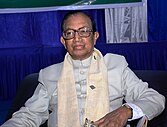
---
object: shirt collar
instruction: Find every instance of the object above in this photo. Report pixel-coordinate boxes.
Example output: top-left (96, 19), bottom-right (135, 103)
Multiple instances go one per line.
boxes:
top-left (72, 56), bottom-right (92, 68)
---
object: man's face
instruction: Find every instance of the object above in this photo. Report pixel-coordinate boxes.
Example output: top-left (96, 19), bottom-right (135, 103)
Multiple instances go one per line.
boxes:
top-left (60, 13), bottom-right (99, 60)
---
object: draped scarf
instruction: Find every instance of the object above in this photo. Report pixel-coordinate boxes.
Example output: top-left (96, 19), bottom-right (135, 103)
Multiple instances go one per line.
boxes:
top-left (57, 48), bottom-right (109, 127)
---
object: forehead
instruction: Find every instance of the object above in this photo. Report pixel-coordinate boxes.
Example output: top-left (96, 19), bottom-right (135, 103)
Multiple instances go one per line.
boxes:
top-left (64, 13), bottom-right (92, 29)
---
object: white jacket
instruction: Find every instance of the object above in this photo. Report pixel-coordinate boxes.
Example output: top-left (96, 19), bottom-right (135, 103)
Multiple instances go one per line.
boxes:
top-left (1, 53), bottom-right (165, 127)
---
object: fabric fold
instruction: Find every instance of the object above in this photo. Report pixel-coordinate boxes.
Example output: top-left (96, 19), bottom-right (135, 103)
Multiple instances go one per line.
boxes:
top-left (57, 48), bottom-right (109, 127)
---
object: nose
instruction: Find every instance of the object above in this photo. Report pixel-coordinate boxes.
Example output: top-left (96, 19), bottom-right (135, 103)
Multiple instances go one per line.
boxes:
top-left (74, 31), bottom-right (81, 41)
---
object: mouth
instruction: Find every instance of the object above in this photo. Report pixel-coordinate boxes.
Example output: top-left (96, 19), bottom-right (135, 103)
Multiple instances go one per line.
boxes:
top-left (74, 45), bottom-right (84, 50)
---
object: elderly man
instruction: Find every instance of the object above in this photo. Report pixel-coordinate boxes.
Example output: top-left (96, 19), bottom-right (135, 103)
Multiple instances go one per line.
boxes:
top-left (1, 11), bottom-right (165, 127)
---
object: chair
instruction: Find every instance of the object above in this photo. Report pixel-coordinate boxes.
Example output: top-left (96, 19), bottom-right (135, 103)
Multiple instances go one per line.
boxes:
top-left (5, 73), bottom-right (47, 127)
top-left (5, 70), bottom-right (167, 127)
top-left (133, 70), bottom-right (167, 127)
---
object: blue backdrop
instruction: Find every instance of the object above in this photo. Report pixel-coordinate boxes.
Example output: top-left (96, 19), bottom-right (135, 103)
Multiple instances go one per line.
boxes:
top-left (0, 0), bottom-right (167, 100)
top-left (148, 0), bottom-right (167, 41)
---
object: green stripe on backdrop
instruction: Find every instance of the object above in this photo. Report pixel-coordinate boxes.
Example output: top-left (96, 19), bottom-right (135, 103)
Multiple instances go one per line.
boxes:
top-left (0, 0), bottom-right (142, 8)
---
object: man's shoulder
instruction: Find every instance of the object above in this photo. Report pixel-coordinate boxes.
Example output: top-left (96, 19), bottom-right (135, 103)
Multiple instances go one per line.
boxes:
top-left (43, 62), bottom-right (63, 72)
top-left (104, 53), bottom-right (126, 62)
top-left (104, 53), bottom-right (128, 68)
top-left (39, 62), bottom-right (63, 81)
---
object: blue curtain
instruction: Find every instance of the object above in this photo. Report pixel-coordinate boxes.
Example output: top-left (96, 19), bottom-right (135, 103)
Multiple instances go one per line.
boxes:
top-left (1, 0), bottom-right (167, 100)
top-left (148, 0), bottom-right (167, 41)
top-left (0, 9), bottom-right (106, 100)
top-left (0, 9), bottom-right (106, 48)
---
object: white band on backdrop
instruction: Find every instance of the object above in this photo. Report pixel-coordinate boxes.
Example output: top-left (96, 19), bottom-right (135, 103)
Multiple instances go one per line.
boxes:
top-left (105, 0), bottom-right (147, 43)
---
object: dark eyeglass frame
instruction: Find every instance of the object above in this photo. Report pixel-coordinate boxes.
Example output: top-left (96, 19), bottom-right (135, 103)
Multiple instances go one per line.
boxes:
top-left (62, 26), bottom-right (93, 40)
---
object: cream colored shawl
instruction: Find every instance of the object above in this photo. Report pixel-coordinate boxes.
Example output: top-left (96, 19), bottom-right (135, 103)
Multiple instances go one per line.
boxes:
top-left (57, 48), bottom-right (109, 127)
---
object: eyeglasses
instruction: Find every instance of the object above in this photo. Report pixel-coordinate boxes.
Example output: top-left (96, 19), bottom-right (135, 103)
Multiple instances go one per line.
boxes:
top-left (62, 26), bottom-right (93, 40)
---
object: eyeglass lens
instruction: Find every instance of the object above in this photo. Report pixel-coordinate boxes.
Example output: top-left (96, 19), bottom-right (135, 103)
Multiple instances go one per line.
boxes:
top-left (63, 27), bottom-right (93, 39)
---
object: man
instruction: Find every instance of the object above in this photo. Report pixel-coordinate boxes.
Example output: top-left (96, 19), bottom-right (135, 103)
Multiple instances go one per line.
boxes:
top-left (1, 11), bottom-right (165, 127)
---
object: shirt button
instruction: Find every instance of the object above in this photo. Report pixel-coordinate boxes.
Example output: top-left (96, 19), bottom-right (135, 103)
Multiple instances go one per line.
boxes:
top-left (80, 71), bottom-right (84, 74)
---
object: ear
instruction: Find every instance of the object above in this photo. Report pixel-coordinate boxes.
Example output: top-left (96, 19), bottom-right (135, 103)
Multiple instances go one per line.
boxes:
top-left (93, 32), bottom-right (99, 45)
top-left (60, 36), bottom-right (67, 49)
